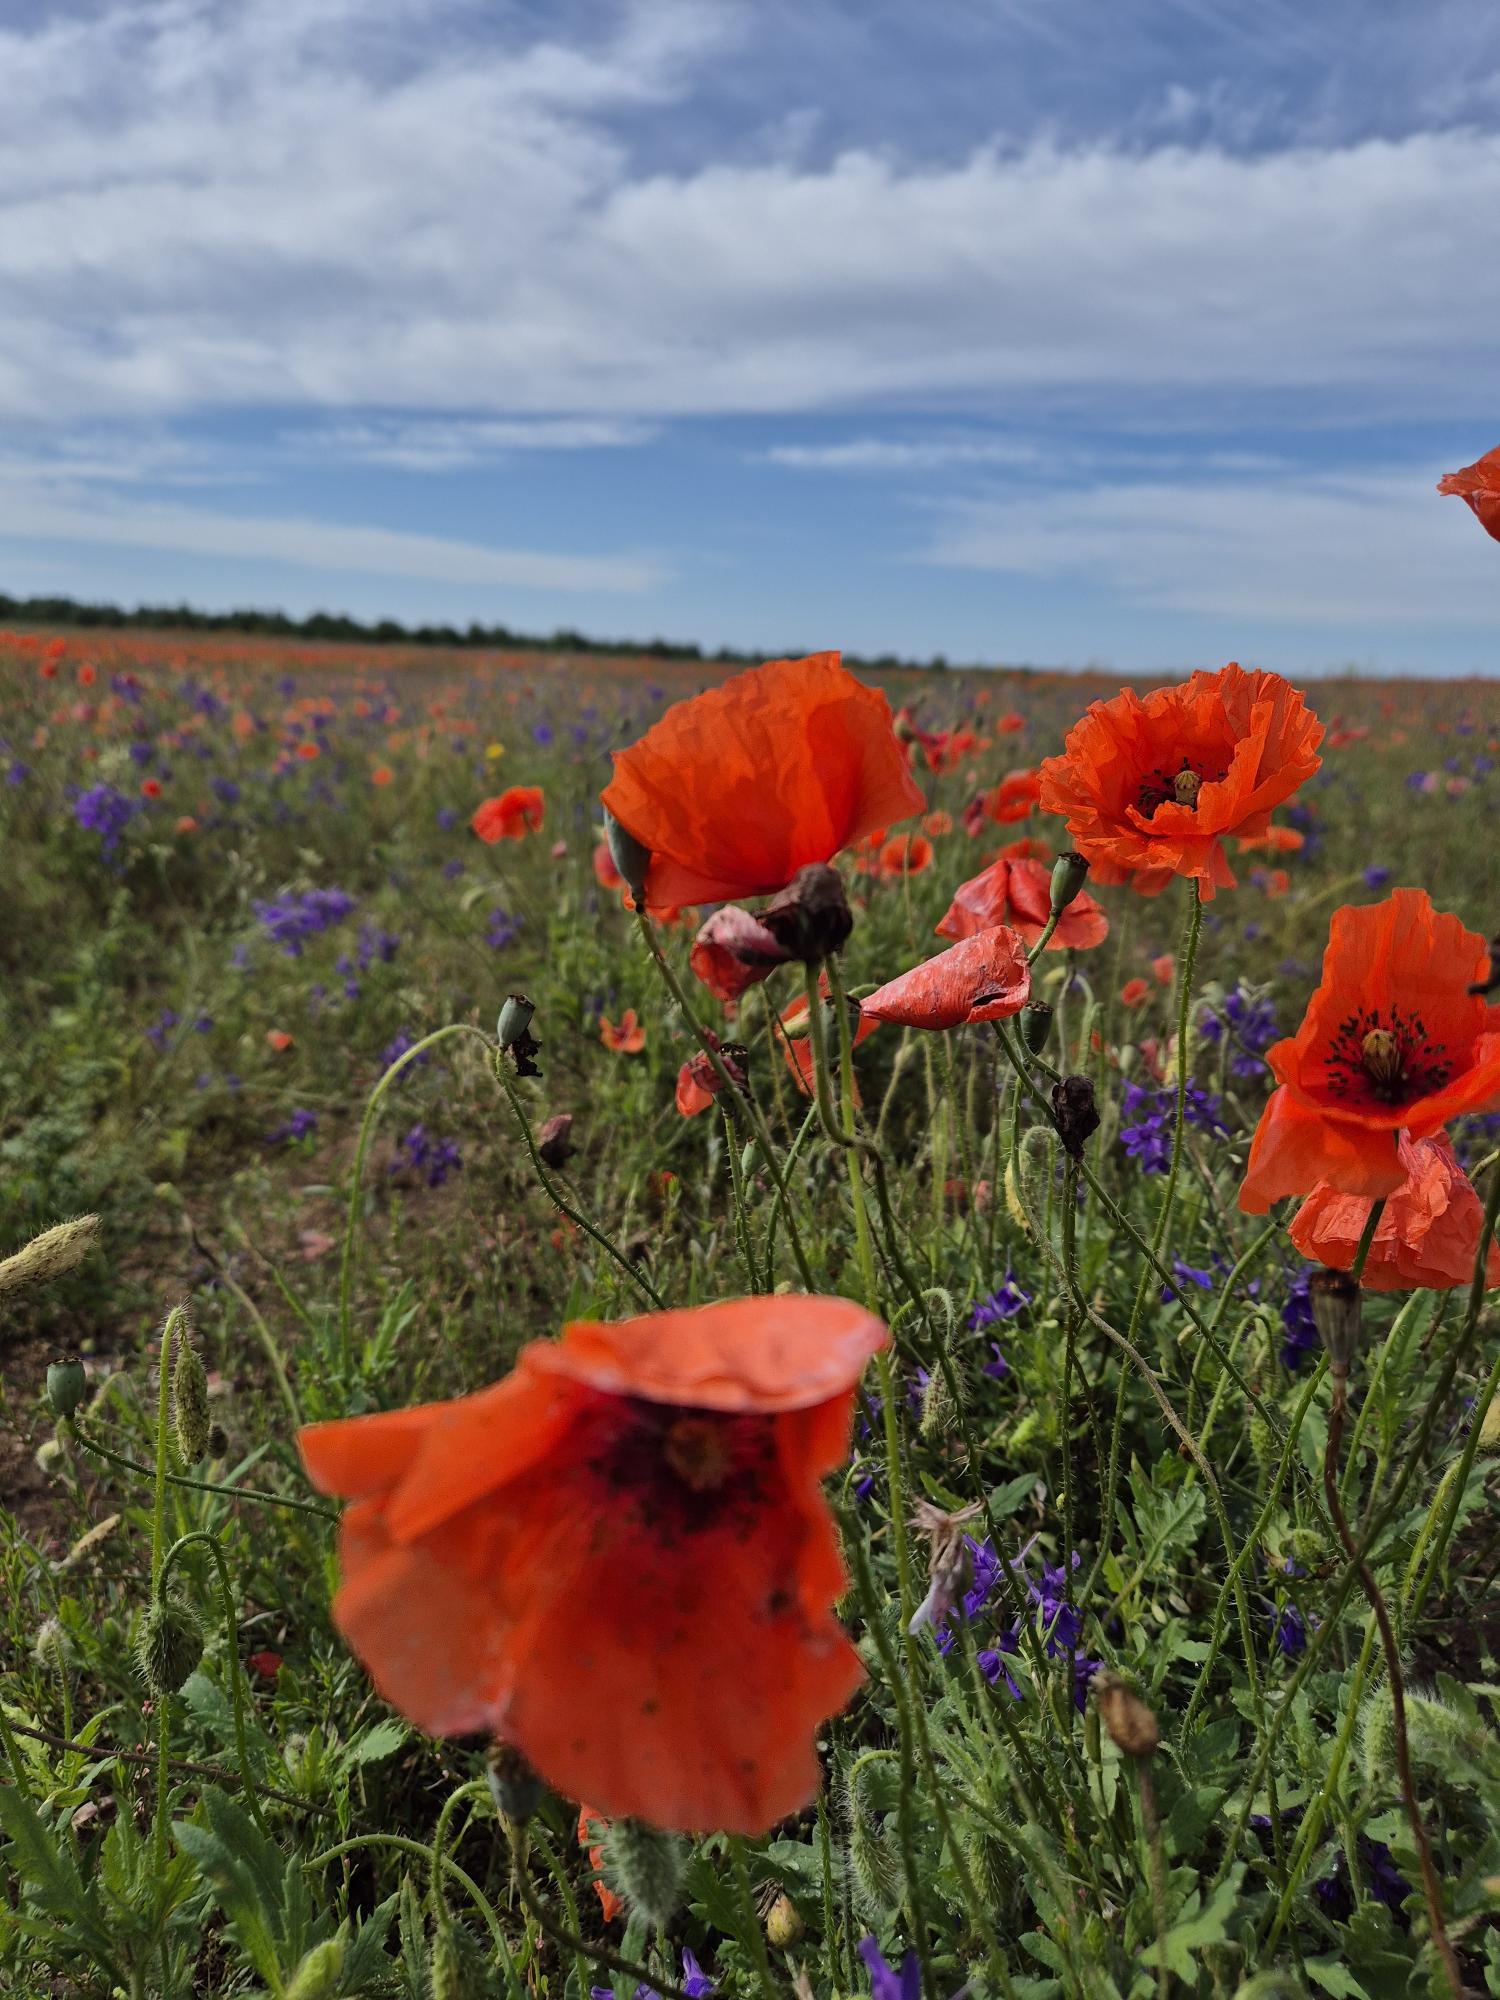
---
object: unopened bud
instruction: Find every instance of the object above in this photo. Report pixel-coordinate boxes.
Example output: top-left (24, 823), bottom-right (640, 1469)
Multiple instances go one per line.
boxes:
top-left (536, 1113), bottom-right (574, 1168)
top-left (603, 1817), bottom-right (685, 1926)
top-left (1094, 1673), bottom-right (1159, 1758)
top-left (1479, 1394), bottom-right (1500, 1454)
top-left (172, 1330), bottom-right (211, 1462)
top-left (761, 863), bottom-right (854, 962)
top-left (1021, 1001), bottom-right (1054, 1055)
top-left (1309, 1266), bottom-right (1361, 1374)
top-left (486, 1741), bottom-right (545, 1823)
top-left (497, 993), bottom-right (536, 1049)
top-left (33, 1616), bottom-right (72, 1673)
top-left (1049, 851), bottom-right (1090, 916)
top-left (604, 809), bottom-right (653, 902)
top-left (0, 1215), bottom-right (99, 1298)
top-left (206, 1422), bottom-right (230, 1459)
top-left (765, 1893), bottom-right (804, 1948)
top-left (135, 1593), bottom-right (204, 1695)
top-left (284, 1939), bottom-right (345, 2000)
top-left (1051, 1074), bottom-right (1100, 1159)
top-left (46, 1355), bottom-right (87, 1419)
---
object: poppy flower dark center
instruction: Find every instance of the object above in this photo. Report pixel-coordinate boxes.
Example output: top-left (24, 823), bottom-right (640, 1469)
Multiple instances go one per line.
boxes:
top-left (1136, 759), bottom-right (1224, 816)
top-left (583, 1399), bottom-right (773, 1542)
top-left (1321, 1007), bottom-right (1454, 1107)
top-left (663, 1417), bottom-right (733, 1492)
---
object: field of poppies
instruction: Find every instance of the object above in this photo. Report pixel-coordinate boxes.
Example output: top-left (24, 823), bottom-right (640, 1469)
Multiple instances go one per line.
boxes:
top-left (3, 620), bottom-right (1500, 2000)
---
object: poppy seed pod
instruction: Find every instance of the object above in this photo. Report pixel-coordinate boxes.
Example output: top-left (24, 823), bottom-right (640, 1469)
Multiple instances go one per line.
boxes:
top-left (1309, 1266), bottom-right (1362, 1373)
top-left (761, 863), bottom-right (854, 963)
top-left (603, 1817), bottom-right (685, 1926)
top-left (1051, 1075), bottom-right (1100, 1158)
top-left (1094, 1673), bottom-right (1159, 1758)
top-left (1021, 1000), bottom-right (1055, 1055)
top-left (1049, 851), bottom-right (1091, 916)
top-left (46, 1354), bottom-right (87, 1420)
top-left (135, 1592), bottom-right (204, 1695)
top-left (603, 809), bottom-right (652, 902)
top-left (486, 1741), bottom-right (545, 1824)
top-left (497, 993), bottom-right (536, 1049)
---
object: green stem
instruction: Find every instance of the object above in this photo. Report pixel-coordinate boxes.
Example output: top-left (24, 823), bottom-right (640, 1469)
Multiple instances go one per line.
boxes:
top-left (730, 1836), bottom-right (782, 1998)
top-left (310, 1834), bottom-right (518, 1990)
top-left (159, 1532), bottom-right (270, 1842)
top-left (70, 1421), bottom-right (337, 1521)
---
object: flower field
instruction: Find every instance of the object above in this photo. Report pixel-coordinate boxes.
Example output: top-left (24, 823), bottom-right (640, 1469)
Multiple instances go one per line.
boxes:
top-left (3, 623), bottom-right (1500, 1998)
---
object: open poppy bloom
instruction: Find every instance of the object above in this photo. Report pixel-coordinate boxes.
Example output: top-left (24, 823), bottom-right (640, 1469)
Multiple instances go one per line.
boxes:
top-left (1438, 444), bottom-right (1500, 544)
top-left (1038, 665), bottom-right (1323, 900)
top-left (600, 1008), bottom-right (646, 1054)
top-left (1289, 1132), bottom-right (1500, 1290)
top-left (861, 926), bottom-right (1030, 1030)
top-left (936, 855), bottom-right (1108, 952)
top-left (299, 1296), bottom-right (888, 1833)
top-left (1240, 890), bottom-right (1500, 1210)
top-left (779, 981), bottom-right (879, 1099)
top-left (577, 1806), bottom-right (623, 1923)
top-left (473, 787), bottom-right (545, 842)
top-left (985, 768), bottom-right (1042, 824)
top-left (601, 653), bottom-right (924, 911)
top-left (877, 833), bottom-right (933, 877)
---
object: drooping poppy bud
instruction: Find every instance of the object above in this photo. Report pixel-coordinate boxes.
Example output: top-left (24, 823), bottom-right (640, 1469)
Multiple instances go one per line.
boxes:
top-left (1049, 850), bottom-right (1091, 916)
top-left (172, 1330), bottom-right (211, 1463)
top-left (1094, 1673), bottom-right (1159, 1758)
top-left (0, 1215), bottom-right (99, 1298)
top-left (1309, 1266), bottom-right (1361, 1373)
top-left (1051, 1075), bottom-right (1100, 1158)
top-left (603, 1817), bottom-right (685, 1926)
top-left (603, 808), bottom-right (652, 902)
top-left (135, 1592), bottom-right (204, 1695)
top-left (487, 1741), bottom-right (545, 1824)
top-left (536, 1113), bottom-right (574, 1168)
top-left (760, 862), bottom-right (855, 963)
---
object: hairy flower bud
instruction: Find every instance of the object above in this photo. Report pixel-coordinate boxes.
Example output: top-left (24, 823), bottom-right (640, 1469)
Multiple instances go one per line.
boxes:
top-left (760, 863), bottom-right (854, 962)
top-left (1094, 1673), bottom-right (1159, 1758)
top-left (536, 1113), bottom-right (574, 1169)
top-left (46, 1354), bottom-right (87, 1420)
top-left (1049, 851), bottom-right (1090, 916)
top-left (172, 1331), bottom-right (211, 1462)
top-left (497, 993), bottom-right (536, 1049)
top-left (1309, 1266), bottom-right (1361, 1374)
top-left (1479, 1393), bottom-right (1500, 1454)
top-left (1051, 1074), bottom-right (1100, 1158)
top-left (603, 1817), bottom-right (685, 1927)
top-left (604, 809), bottom-right (653, 902)
top-left (0, 1215), bottom-right (99, 1298)
top-left (135, 1593), bottom-right (204, 1695)
top-left (486, 1741), bottom-right (545, 1824)
top-left (284, 1940), bottom-right (345, 2000)
top-left (1021, 1001), bottom-right (1054, 1055)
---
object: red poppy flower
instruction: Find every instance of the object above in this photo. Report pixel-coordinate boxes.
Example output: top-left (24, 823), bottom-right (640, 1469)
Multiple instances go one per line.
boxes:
top-left (997, 712), bottom-right (1025, 735)
top-left (578, 1806), bottom-right (624, 1922)
top-left (922, 811), bottom-right (953, 838)
top-left (779, 983), bottom-right (879, 1099)
top-left (472, 787), bottom-right (545, 843)
top-left (1150, 954), bottom-right (1175, 986)
top-left (1038, 664), bottom-right (1323, 900)
top-left (861, 927), bottom-right (1030, 1030)
top-left (372, 766), bottom-right (393, 787)
top-left (936, 856), bottom-right (1107, 952)
top-left (593, 840), bottom-right (624, 891)
top-left (878, 833), bottom-right (933, 877)
top-left (1121, 978), bottom-right (1149, 1009)
top-left (1241, 890), bottom-right (1500, 1210)
top-left (986, 769), bottom-right (1042, 824)
top-left (675, 1032), bottom-right (748, 1116)
top-left (299, 1296), bottom-right (888, 1833)
top-left (1438, 444), bottom-right (1500, 544)
top-left (140, 777), bottom-right (162, 799)
top-left (1288, 1132), bottom-right (1500, 1291)
top-left (601, 653), bottom-right (924, 911)
top-left (600, 1009), bottom-right (646, 1054)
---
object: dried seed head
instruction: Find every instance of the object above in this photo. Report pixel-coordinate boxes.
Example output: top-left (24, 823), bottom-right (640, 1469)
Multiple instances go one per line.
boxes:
top-left (761, 862), bottom-right (854, 962)
top-left (907, 1498), bottom-right (981, 1633)
top-left (1309, 1266), bottom-right (1362, 1374)
top-left (1094, 1673), bottom-right (1159, 1758)
top-left (536, 1112), bottom-right (575, 1168)
top-left (1051, 1074), bottom-right (1100, 1158)
top-left (135, 1593), bottom-right (204, 1695)
top-left (0, 1215), bottom-right (99, 1298)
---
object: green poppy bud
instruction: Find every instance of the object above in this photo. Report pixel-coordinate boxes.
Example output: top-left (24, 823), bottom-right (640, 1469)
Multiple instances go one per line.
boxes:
top-left (284, 1939), bottom-right (345, 2000)
top-left (604, 809), bottom-right (652, 902)
top-left (485, 1740), bottom-right (544, 1824)
top-left (172, 1332), bottom-right (211, 1462)
top-left (1049, 851), bottom-right (1090, 916)
top-left (135, 1592), bottom-right (204, 1695)
top-left (603, 1816), bottom-right (685, 1927)
top-left (1021, 1000), bottom-right (1054, 1055)
top-left (0, 1215), bottom-right (99, 1298)
top-left (46, 1355), bottom-right (87, 1419)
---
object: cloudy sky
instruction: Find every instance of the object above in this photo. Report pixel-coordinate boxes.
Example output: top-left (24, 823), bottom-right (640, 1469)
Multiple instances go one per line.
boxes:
top-left (4, 0), bottom-right (1500, 674)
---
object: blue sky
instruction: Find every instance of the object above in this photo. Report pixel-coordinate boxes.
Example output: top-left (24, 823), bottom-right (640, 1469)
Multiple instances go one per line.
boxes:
top-left (3, 0), bottom-right (1500, 675)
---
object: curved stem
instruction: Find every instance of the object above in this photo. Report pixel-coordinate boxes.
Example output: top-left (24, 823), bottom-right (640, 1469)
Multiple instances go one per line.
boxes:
top-left (70, 1421), bottom-right (337, 1521)
top-left (309, 1834), bottom-right (517, 1987)
top-left (159, 1531), bottom-right (270, 1842)
top-left (509, 1830), bottom-right (696, 2000)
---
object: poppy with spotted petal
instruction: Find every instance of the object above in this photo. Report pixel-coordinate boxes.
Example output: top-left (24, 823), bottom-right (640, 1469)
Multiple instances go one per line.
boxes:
top-left (1241, 890), bottom-right (1500, 1210)
top-left (299, 1296), bottom-right (887, 1833)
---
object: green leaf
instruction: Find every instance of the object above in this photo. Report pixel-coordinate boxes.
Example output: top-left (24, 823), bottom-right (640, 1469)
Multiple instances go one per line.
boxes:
top-left (345, 1717), bottom-right (408, 1767)
top-left (1304, 1959), bottom-right (1371, 1999)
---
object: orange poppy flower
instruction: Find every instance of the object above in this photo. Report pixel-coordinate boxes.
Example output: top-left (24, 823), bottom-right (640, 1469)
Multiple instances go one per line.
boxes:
top-left (1037, 664), bottom-right (1323, 900)
top-left (372, 766), bottom-right (393, 787)
top-left (675, 1034), bottom-right (747, 1116)
top-left (878, 833), bottom-right (933, 877)
top-left (296, 741), bottom-right (320, 761)
top-left (1236, 823), bottom-right (1304, 856)
top-left (266, 1028), bottom-right (295, 1053)
top-left (1288, 1132), bottom-right (1500, 1291)
top-left (936, 856), bottom-right (1107, 953)
top-left (472, 787), bottom-right (544, 843)
top-left (1240, 890), bottom-right (1500, 1210)
top-left (861, 927), bottom-right (1030, 1030)
top-left (997, 711), bottom-right (1025, 734)
top-left (600, 653), bottom-right (924, 911)
top-left (299, 1296), bottom-right (888, 1833)
top-left (600, 1009), bottom-right (646, 1054)
top-left (1438, 444), bottom-right (1500, 544)
top-left (986, 768), bottom-right (1042, 824)
top-left (577, 1806), bottom-right (624, 1922)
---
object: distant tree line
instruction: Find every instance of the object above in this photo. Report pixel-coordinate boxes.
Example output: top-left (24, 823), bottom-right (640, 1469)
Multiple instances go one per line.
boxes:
top-left (0, 590), bottom-right (977, 676)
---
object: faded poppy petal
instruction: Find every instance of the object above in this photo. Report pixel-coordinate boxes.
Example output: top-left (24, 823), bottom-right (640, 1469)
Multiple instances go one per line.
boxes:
top-left (601, 653), bottom-right (925, 911)
top-left (300, 1296), bottom-right (887, 1834)
top-left (690, 906), bottom-right (793, 1002)
top-left (1289, 1133), bottom-right (1500, 1290)
top-left (1438, 444), bottom-right (1500, 544)
top-left (862, 926), bottom-right (1030, 1030)
top-left (1038, 664), bottom-right (1323, 900)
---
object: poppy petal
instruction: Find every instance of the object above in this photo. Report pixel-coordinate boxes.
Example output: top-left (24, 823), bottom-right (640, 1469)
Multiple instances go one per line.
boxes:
top-left (862, 926), bottom-right (1031, 1030)
top-left (1239, 1087), bottom-right (1406, 1212)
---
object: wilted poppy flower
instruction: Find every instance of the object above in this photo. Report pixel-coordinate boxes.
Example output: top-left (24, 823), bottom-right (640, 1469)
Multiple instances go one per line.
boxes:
top-left (1038, 665), bottom-right (1323, 900)
top-left (690, 907), bottom-right (793, 1003)
top-left (936, 855), bottom-right (1107, 952)
top-left (600, 1009), bottom-right (646, 1054)
top-left (299, 1295), bottom-right (888, 1833)
top-left (1289, 1132), bottom-right (1500, 1290)
top-left (1241, 890), bottom-right (1500, 1210)
top-left (676, 1035), bottom-right (748, 1116)
top-left (1438, 444), bottom-right (1500, 544)
top-left (862, 927), bottom-right (1030, 1030)
top-left (473, 787), bottom-right (544, 843)
top-left (601, 653), bottom-right (924, 911)
top-left (779, 982), bottom-right (879, 1099)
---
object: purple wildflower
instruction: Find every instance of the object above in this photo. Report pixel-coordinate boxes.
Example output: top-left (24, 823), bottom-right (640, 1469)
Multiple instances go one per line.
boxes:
top-left (1279, 1267), bottom-right (1319, 1371)
top-left (254, 887), bottom-right (356, 956)
top-left (267, 1108), bottom-right (317, 1144)
top-left (1120, 1081), bottom-right (1227, 1174)
top-left (74, 782), bottom-right (140, 855)
top-left (969, 1271), bottom-right (1031, 1328)
top-left (858, 1938), bottom-right (920, 2000)
top-left (486, 906), bottom-right (522, 949)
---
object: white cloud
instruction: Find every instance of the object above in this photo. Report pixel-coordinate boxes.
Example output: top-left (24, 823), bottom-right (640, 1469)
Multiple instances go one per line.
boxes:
top-left (283, 416), bottom-right (657, 471)
top-left (924, 469), bottom-right (1500, 628)
top-left (0, 484), bottom-right (663, 594)
top-left (1, 0), bottom-right (1497, 424)
top-left (762, 437), bottom-right (1041, 471)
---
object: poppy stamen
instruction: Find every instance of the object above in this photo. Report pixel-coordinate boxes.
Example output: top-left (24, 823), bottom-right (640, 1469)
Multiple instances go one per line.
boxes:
top-left (1321, 1004), bottom-right (1453, 1107)
top-left (1172, 768), bottom-right (1202, 808)
top-left (1360, 1028), bottom-right (1403, 1091)
top-left (663, 1416), bottom-right (734, 1493)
